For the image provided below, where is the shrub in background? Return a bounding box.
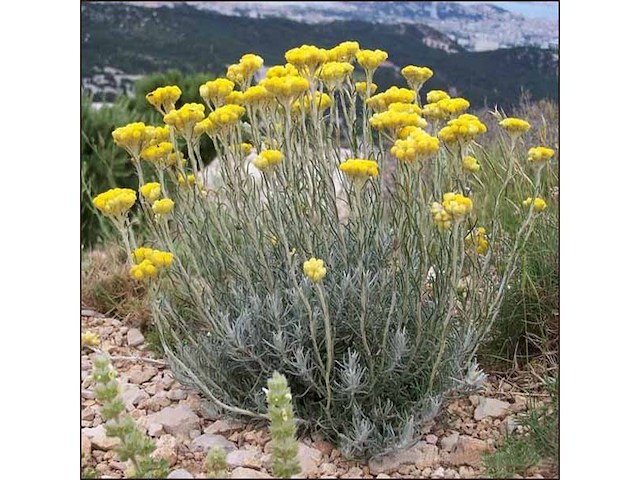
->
[91,42,558,458]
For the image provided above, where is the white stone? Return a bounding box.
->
[230,467,273,479]
[126,328,145,347]
[144,404,200,437]
[167,468,194,479]
[192,434,236,452]
[82,425,120,450]
[474,397,511,420]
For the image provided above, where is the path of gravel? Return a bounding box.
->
[81,312,552,479]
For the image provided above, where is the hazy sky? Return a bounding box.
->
[471,2,559,20]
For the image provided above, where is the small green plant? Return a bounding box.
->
[483,436,541,478]
[483,374,558,477]
[206,446,229,479]
[91,355,169,479]
[265,371,301,479]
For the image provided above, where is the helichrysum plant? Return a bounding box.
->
[92,42,557,458]
[91,355,168,478]
[265,371,301,479]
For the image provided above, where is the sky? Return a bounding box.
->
[471,1,559,19]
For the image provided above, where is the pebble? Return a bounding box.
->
[127,328,145,347]
[167,468,194,479]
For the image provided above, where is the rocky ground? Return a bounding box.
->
[81,311,555,479]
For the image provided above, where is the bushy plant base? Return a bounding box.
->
[91,42,558,458]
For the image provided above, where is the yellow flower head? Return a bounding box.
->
[401,65,434,91]
[527,146,555,164]
[355,81,377,99]
[140,141,175,167]
[319,61,354,90]
[339,158,379,183]
[422,103,446,121]
[438,114,487,146]
[303,257,327,283]
[367,86,415,113]
[112,122,161,159]
[266,63,300,78]
[442,192,473,217]
[436,97,471,116]
[240,53,264,77]
[499,117,531,138]
[285,45,328,79]
[209,104,246,130]
[465,227,489,255]
[241,143,253,156]
[523,197,547,213]
[139,182,162,202]
[81,331,100,347]
[391,128,439,164]
[327,41,360,62]
[131,247,174,280]
[163,103,206,140]
[262,75,310,105]
[430,202,452,231]
[356,49,388,72]
[152,198,175,215]
[253,149,284,173]
[199,78,235,108]
[145,85,182,114]
[369,104,427,134]
[462,155,480,173]
[241,85,274,107]
[93,188,137,218]
[426,90,450,104]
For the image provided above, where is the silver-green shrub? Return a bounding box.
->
[94,43,556,458]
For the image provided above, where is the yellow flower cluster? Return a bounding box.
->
[241,143,253,156]
[430,202,452,231]
[266,64,300,78]
[442,192,474,217]
[319,61,354,90]
[285,45,328,78]
[195,104,246,138]
[438,114,487,146]
[356,49,388,72]
[437,97,471,116]
[303,257,327,283]
[163,103,206,140]
[152,198,175,215]
[465,227,489,255]
[391,126,439,163]
[401,65,434,91]
[293,92,332,115]
[93,188,137,217]
[370,103,427,133]
[355,81,377,98]
[139,182,162,202]
[199,78,235,108]
[426,90,450,104]
[499,117,531,137]
[462,155,480,173]
[367,86,415,113]
[253,149,284,172]
[523,197,547,212]
[141,141,175,167]
[81,331,100,348]
[326,41,360,62]
[339,158,379,181]
[145,85,182,114]
[112,123,169,159]
[130,247,174,280]
[241,85,274,107]
[262,75,310,104]
[226,53,264,86]
[527,146,555,164]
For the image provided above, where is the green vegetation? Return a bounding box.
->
[483,376,559,477]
